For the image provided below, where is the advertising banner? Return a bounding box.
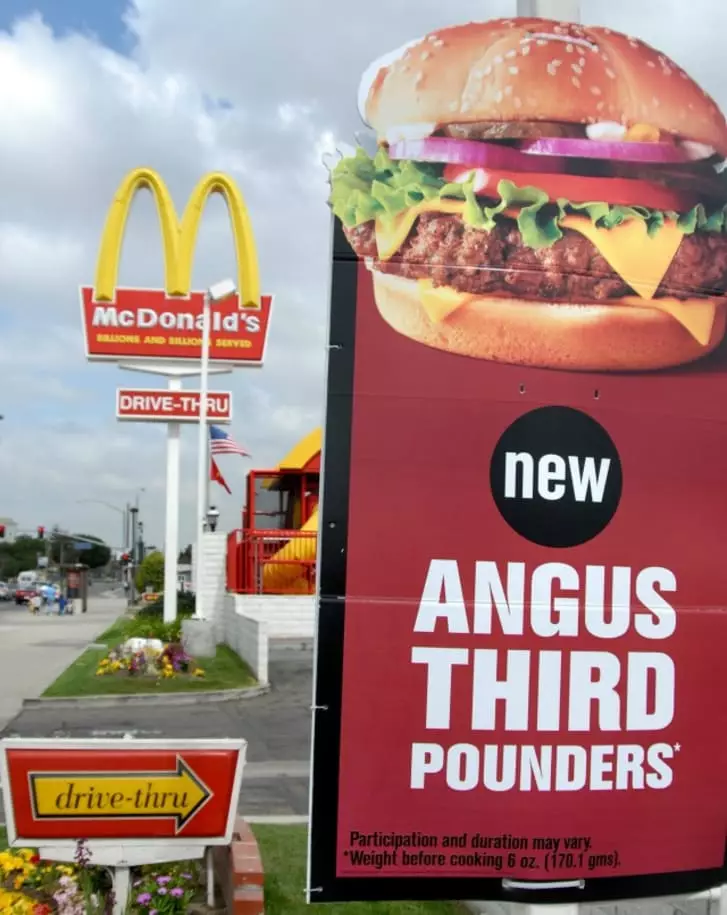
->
[116,388,232,423]
[309,12,727,905]
[81,168,273,366]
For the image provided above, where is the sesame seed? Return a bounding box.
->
[521,44,531,55]
[579,57,586,66]
[590,86,601,95]
[547,63,558,76]
[495,90,503,102]
[572,64,583,74]
[514,97,522,108]
[605,68,616,79]
[483,65,492,75]
[602,53,609,62]
[536,39,548,46]
[494,55,503,64]
[461,101,471,112]
[566,43,574,53]
[509,65,519,75]
[647,61,655,68]
[421,50,431,60]
[448,101,458,111]
[628,39,638,47]
[572,76,581,88]
[433,39,444,47]
[596,101,605,111]
[504,85,513,95]
[414,73,423,85]
[554,25,566,34]
[505,49,517,59]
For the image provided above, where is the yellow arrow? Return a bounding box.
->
[29,757,211,831]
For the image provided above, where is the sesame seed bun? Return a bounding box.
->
[370,270,727,372]
[363,17,727,158]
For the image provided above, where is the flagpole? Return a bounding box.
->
[205,426,212,520]
[194,279,236,619]
[194,292,212,618]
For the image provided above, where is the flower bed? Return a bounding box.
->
[0,839,204,913]
[96,641,206,683]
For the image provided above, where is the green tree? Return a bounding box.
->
[0,535,45,579]
[48,530,111,570]
[178,544,192,564]
[136,550,165,593]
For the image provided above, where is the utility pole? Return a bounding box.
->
[517,0,580,19]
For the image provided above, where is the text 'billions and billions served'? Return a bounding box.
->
[343,832,620,874]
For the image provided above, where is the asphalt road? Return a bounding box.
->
[0,644,313,817]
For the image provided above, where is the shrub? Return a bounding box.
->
[135,550,164,593]
[137,591,196,619]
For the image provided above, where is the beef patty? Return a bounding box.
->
[344,213,727,302]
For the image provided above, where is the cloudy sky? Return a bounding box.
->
[0,0,725,553]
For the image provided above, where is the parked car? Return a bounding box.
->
[0,582,10,601]
[14,582,39,605]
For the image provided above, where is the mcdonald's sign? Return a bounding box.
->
[80,167,272,365]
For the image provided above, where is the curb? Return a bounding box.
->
[23,683,270,710]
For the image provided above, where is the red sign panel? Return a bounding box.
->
[309,15,727,904]
[80,287,272,365]
[116,388,232,423]
[0,740,246,844]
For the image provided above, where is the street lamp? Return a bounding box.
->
[195,278,236,617]
[206,506,220,533]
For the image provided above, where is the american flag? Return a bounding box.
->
[209,425,250,457]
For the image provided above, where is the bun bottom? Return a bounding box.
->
[370,270,727,372]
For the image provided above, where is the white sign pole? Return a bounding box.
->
[163,376,182,624]
[516,0,580,19]
[194,295,212,618]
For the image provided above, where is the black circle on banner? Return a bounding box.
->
[490,406,622,548]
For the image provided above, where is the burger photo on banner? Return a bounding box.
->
[329,18,727,373]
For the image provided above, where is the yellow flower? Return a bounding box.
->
[193,668,205,677]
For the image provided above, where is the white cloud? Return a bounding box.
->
[0,0,724,552]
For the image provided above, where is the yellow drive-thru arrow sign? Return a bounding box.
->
[29,757,212,831]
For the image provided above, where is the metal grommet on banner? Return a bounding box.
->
[329,343,343,350]
[311,704,329,712]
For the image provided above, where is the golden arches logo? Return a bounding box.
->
[92,167,260,309]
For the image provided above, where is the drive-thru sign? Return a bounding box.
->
[116,388,232,423]
[0,738,246,844]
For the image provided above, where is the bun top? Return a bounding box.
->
[362,17,727,157]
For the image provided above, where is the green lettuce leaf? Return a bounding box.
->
[328,146,727,250]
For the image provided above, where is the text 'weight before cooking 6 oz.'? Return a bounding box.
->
[341,831,622,876]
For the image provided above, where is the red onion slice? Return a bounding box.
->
[519,136,691,164]
[388,137,567,173]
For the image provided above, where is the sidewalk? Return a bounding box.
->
[0,597,128,730]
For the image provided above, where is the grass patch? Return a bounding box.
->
[42,644,255,697]
[253,825,465,915]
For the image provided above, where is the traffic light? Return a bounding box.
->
[0,524,5,539]
[37,525,45,540]
[121,552,130,565]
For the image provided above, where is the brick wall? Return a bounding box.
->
[234,594,315,639]
[213,817,265,915]
[218,594,269,684]
[192,531,228,622]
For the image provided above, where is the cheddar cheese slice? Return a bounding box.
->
[620,295,718,346]
[560,215,685,301]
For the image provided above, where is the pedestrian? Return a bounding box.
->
[29,593,41,616]
[58,591,67,616]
